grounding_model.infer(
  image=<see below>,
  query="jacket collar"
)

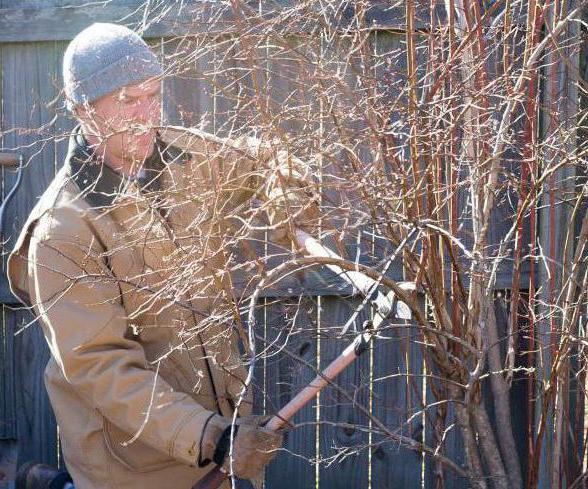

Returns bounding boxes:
[65,125,189,209]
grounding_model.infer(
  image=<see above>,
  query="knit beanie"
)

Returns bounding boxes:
[63,23,163,110]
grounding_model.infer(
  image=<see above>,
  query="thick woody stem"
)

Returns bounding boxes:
[487,298,523,489]
[448,384,487,489]
[471,398,510,489]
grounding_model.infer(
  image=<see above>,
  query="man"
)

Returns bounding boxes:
[8,23,316,489]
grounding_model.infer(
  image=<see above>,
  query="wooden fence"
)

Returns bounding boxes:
[0,2,541,488]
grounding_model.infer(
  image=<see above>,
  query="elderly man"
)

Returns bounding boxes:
[8,23,315,489]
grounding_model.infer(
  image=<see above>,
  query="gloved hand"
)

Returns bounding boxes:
[199,414,283,481]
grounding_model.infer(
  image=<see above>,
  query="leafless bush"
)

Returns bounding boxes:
[13,1,588,488]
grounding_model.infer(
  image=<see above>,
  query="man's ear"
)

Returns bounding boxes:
[74,103,101,138]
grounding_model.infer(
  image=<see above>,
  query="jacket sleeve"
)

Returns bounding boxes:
[204,134,321,245]
[254,144,321,244]
[160,126,320,244]
[28,206,215,467]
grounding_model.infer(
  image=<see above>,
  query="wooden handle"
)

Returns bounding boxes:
[0,153,20,167]
[192,466,227,489]
[191,335,364,489]
[191,230,411,489]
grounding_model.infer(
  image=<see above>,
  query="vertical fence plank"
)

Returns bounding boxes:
[162,35,242,138]
[1,41,60,290]
[7,309,57,467]
[318,296,370,489]
[0,307,16,441]
[0,37,14,451]
[263,297,317,489]
[420,297,469,489]
[371,317,424,488]
[0,41,62,468]
[162,37,216,129]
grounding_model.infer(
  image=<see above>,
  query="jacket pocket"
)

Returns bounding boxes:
[102,418,181,473]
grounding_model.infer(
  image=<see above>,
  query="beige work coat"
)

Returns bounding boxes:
[7,125,313,489]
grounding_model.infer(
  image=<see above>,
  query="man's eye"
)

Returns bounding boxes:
[116,93,134,105]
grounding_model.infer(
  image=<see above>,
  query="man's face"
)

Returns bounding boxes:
[77,78,162,165]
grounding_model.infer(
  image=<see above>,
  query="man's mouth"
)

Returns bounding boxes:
[127,125,156,142]
[128,124,154,137]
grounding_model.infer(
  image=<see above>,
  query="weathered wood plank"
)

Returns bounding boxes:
[263,297,317,489]
[162,37,217,130]
[0,41,60,468]
[0,43,11,435]
[57,0,140,7]
[418,298,469,488]
[0,42,61,302]
[0,3,448,43]
[0,307,16,441]
[7,308,57,467]
[0,4,232,43]
[371,317,424,488]
[0,439,17,489]
[318,296,369,489]
[0,41,59,189]
[250,298,267,419]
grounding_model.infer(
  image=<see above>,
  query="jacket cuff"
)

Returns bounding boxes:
[197,413,217,467]
[169,409,219,466]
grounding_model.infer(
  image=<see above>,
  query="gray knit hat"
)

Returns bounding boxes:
[63,23,163,110]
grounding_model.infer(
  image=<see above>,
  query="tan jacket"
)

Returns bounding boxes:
[7,126,313,489]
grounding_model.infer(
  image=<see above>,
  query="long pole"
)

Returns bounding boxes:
[192,228,417,489]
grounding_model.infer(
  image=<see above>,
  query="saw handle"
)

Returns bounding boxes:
[192,413,286,489]
[192,228,415,489]
[192,329,370,489]
[192,467,227,489]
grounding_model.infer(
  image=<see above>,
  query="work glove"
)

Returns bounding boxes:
[235,416,273,489]
[198,414,283,481]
